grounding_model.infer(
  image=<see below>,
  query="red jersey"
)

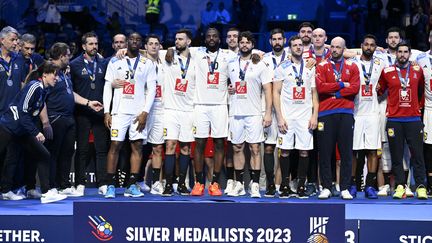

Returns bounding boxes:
[315,59,360,116]
[309,47,331,64]
[377,64,424,119]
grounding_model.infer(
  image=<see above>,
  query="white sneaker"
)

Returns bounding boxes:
[172,183,178,192]
[228,181,246,197]
[341,189,353,200]
[2,191,24,200]
[224,179,235,194]
[98,185,107,195]
[41,189,67,204]
[289,179,298,193]
[250,182,261,198]
[59,187,82,197]
[75,185,85,196]
[15,187,27,199]
[137,181,151,192]
[405,185,414,197]
[318,188,331,199]
[26,189,42,199]
[150,181,164,195]
[275,184,281,193]
[377,184,390,196]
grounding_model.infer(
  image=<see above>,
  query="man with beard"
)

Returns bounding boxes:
[70,32,110,196]
[190,28,236,196]
[103,32,157,198]
[377,43,427,200]
[162,29,196,196]
[298,22,314,54]
[315,37,360,200]
[310,28,331,64]
[273,36,318,198]
[415,30,432,197]
[227,31,272,198]
[111,34,127,58]
[350,34,386,199]
[260,28,290,197]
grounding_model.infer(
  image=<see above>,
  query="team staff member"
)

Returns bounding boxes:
[416,31,432,196]
[227,31,272,198]
[0,26,28,200]
[18,33,44,77]
[162,29,196,196]
[190,28,236,196]
[103,32,157,198]
[41,43,102,196]
[315,37,360,200]
[377,43,428,199]
[273,36,318,199]
[350,34,385,199]
[70,32,109,196]
[0,62,67,203]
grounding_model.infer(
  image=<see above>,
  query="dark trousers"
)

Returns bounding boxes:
[317,113,354,191]
[307,130,319,183]
[0,125,51,193]
[386,120,426,187]
[1,141,23,192]
[74,115,109,187]
[44,115,76,189]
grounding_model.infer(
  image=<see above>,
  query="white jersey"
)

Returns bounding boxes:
[103,55,157,115]
[352,56,385,116]
[263,49,291,71]
[163,51,196,111]
[416,51,432,110]
[192,47,237,105]
[375,49,421,67]
[151,56,164,114]
[274,60,316,119]
[228,58,272,116]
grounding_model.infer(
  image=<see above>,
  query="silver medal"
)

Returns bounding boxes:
[90,82,96,90]
[181,79,187,85]
[209,74,214,81]
[296,86,302,92]
[7,79,12,87]
[130,79,135,84]
[240,81,246,87]
[401,90,407,97]
[67,88,72,94]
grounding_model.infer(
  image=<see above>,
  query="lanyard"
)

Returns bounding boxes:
[311,47,328,59]
[0,54,13,79]
[361,58,374,85]
[126,54,140,80]
[206,49,219,74]
[238,57,250,81]
[292,60,304,86]
[178,53,191,79]
[396,64,410,90]
[331,59,344,82]
[272,50,285,69]
[84,57,97,81]
[60,71,72,93]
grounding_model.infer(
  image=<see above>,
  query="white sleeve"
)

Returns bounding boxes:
[143,63,157,113]
[103,62,114,113]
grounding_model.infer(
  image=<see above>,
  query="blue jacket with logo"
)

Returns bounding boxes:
[0,52,27,115]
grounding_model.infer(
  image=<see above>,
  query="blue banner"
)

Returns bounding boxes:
[74,202,345,243]
[0,216,73,243]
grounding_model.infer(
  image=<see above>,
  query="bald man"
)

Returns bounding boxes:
[315,37,360,199]
[310,28,330,64]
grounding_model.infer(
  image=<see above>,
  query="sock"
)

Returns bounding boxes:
[263,153,275,185]
[212,171,220,184]
[128,173,140,186]
[289,151,299,179]
[279,155,290,186]
[152,168,161,183]
[226,166,234,180]
[404,170,409,185]
[164,155,176,185]
[178,154,189,185]
[251,170,260,183]
[195,172,204,184]
[383,172,391,185]
[297,156,309,187]
[235,169,244,183]
[105,173,116,185]
[366,172,377,188]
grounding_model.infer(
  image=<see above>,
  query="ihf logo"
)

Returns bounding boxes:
[307,217,329,243]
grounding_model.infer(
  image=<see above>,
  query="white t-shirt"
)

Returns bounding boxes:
[163,51,196,111]
[352,55,386,116]
[274,60,316,119]
[103,55,157,115]
[263,49,291,71]
[228,58,272,116]
[416,51,432,110]
[192,47,237,105]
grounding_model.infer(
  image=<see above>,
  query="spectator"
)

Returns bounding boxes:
[145,0,161,27]
[215,2,231,24]
[411,6,428,50]
[37,0,61,33]
[386,0,404,29]
[107,12,123,37]
[201,2,217,31]
[366,0,383,35]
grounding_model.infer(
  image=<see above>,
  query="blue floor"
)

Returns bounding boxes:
[1,188,431,221]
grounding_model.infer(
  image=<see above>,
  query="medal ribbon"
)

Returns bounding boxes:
[272,50,286,70]
[178,53,191,79]
[396,64,410,90]
[330,59,344,82]
[292,60,304,86]
[238,57,250,81]
[206,49,219,74]
[84,56,97,81]
[126,54,140,80]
